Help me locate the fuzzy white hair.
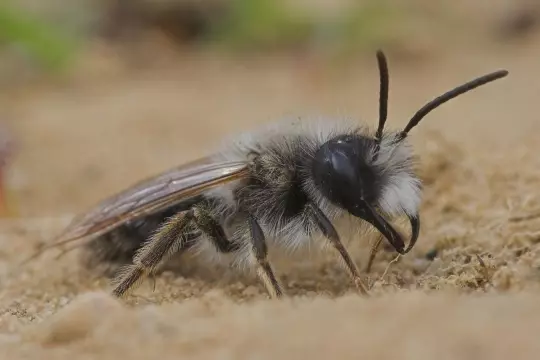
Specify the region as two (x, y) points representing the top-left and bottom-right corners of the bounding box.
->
(190, 117), (422, 269)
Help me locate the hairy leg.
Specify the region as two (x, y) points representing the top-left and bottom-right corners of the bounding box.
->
(112, 210), (195, 297)
(247, 214), (284, 298)
(82, 202), (197, 273)
(111, 204), (241, 297)
(192, 206), (240, 253)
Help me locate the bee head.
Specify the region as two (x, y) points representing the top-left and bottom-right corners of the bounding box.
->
(312, 50), (508, 255)
(312, 134), (381, 209)
(312, 131), (415, 254)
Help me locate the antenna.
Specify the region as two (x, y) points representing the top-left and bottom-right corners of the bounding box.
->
(375, 50), (389, 141)
(372, 50), (390, 161)
(401, 70), (509, 137)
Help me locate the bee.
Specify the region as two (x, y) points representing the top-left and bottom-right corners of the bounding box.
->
(28, 51), (508, 298)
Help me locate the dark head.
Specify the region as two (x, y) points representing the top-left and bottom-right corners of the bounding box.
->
(312, 51), (508, 254)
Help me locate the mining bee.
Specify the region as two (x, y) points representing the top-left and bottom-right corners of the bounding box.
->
(28, 51), (508, 298)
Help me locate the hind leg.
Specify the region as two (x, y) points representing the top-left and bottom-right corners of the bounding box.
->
(82, 203), (192, 274)
(111, 210), (195, 297)
(111, 204), (241, 297)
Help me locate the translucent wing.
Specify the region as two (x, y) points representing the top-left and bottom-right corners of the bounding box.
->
(26, 157), (249, 261)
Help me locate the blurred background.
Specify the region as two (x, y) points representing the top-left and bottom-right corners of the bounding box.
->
(0, 0), (538, 219)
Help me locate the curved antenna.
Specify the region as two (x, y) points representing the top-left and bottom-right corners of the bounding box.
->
(401, 69), (509, 138)
(375, 50), (389, 141)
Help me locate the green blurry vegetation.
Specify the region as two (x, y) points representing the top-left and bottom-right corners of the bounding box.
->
(0, 0), (402, 78)
(209, 0), (400, 52)
(208, 0), (314, 50)
(0, 4), (78, 73)
(324, 2), (400, 54)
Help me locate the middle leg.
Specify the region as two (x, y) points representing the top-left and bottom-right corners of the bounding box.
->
(193, 207), (284, 298)
(194, 207), (283, 298)
(246, 214), (284, 298)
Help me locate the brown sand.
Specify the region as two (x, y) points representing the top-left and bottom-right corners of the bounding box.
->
(0, 39), (540, 359)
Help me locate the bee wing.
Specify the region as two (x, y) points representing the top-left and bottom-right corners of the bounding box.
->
(25, 157), (248, 262)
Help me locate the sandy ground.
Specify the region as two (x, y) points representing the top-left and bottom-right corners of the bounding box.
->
(0, 35), (540, 358)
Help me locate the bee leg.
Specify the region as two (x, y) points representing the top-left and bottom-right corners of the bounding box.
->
(111, 210), (195, 297)
(83, 203), (196, 275)
(192, 206), (240, 253)
(185, 207), (282, 298)
(365, 234), (384, 274)
(247, 214), (284, 298)
(307, 203), (369, 296)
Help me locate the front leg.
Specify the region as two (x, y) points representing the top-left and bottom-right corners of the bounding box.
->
(306, 203), (369, 296)
(365, 234), (384, 274)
